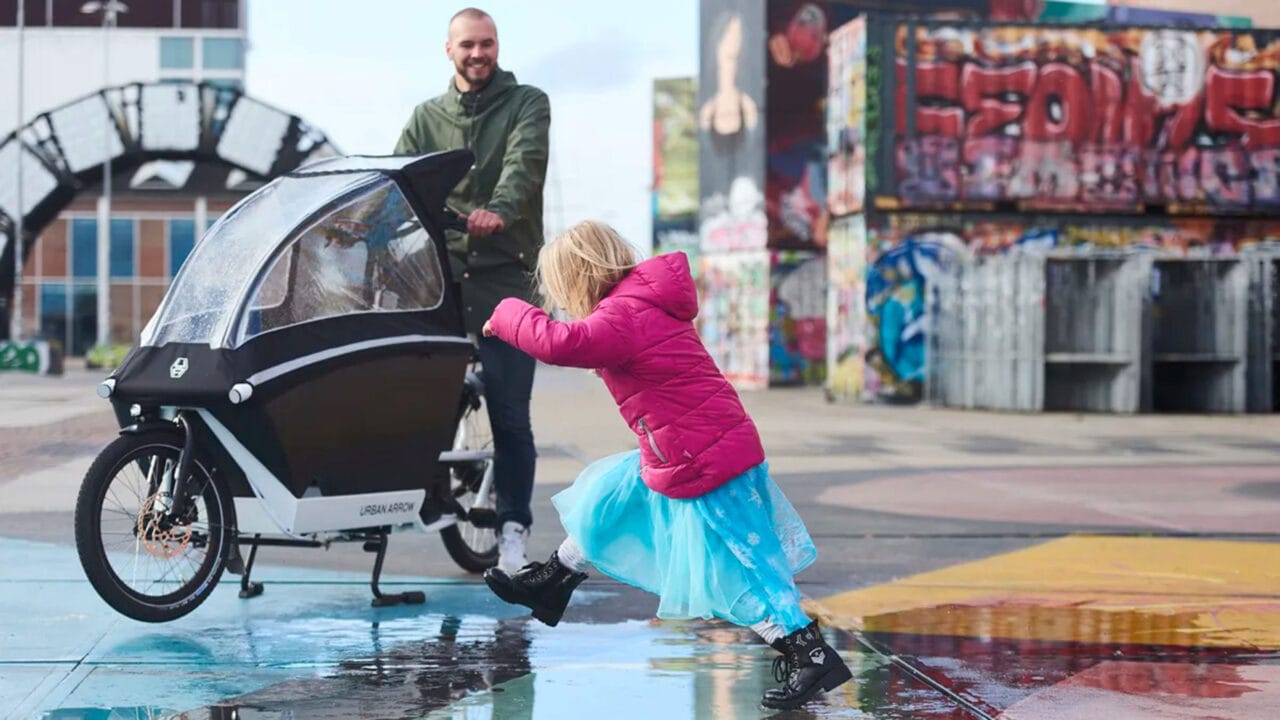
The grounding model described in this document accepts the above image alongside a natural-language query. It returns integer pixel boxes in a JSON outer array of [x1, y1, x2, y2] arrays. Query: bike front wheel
[[74, 428, 235, 622]]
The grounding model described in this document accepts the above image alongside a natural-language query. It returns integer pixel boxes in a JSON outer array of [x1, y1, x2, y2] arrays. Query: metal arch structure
[[0, 80, 342, 333]]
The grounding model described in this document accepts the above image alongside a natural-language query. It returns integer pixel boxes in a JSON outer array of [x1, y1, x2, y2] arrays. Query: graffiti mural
[[863, 212, 1280, 401], [770, 251, 827, 385], [765, 2, 860, 249], [700, 252, 770, 389], [866, 225, 965, 402], [700, 0, 768, 253], [826, 215, 867, 401], [886, 25, 1280, 213], [828, 17, 868, 217]]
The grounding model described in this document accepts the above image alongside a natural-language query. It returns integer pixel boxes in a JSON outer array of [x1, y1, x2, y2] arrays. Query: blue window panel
[[161, 37, 194, 69], [71, 284, 98, 356], [169, 219, 196, 277], [110, 219, 135, 278], [202, 38, 243, 70], [203, 78, 242, 92], [71, 219, 97, 279], [39, 283, 67, 317], [38, 283, 69, 348]]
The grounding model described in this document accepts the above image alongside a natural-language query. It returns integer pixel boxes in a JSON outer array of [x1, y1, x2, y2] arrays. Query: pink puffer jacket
[[487, 252, 766, 498]]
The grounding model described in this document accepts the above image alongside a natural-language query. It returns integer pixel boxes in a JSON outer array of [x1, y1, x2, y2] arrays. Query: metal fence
[[928, 249, 1276, 414]]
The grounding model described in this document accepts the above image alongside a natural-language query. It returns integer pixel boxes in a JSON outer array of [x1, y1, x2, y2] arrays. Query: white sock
[[751, 619, 786, 645], [555, 536, 589, 572]]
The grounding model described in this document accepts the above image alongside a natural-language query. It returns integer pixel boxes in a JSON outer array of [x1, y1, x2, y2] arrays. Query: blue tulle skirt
[[552, 450, 817, 632]]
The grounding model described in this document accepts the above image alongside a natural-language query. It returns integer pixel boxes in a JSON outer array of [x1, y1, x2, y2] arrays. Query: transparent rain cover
[[142, 171, 376, 347], [232, 176, 445, 346]]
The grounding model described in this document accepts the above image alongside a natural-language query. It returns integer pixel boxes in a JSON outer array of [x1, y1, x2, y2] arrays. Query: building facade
[[1, 0, 250, 355]]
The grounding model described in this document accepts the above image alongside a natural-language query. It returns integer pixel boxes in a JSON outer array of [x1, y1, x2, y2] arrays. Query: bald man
[[396, 7, 550, 573]]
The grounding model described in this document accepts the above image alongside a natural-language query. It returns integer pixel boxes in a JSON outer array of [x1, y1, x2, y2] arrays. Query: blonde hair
[[538, 220, 639, 319]]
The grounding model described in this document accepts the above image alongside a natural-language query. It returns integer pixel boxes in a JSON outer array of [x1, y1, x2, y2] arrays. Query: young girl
[[480, 220, 851, 710]]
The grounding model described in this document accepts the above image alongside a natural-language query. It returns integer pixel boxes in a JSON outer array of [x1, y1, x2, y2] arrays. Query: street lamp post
[[10, 0, 24, 342], [81, 1, 128, 349]]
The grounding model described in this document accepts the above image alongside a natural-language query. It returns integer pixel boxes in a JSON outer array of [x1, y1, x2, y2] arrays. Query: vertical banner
[[827, 16, 867, 216], [826, 214, 866, 401], [763, 1, 858, 249], [699, 0, 768, 254], [652, 77, 700, 269]]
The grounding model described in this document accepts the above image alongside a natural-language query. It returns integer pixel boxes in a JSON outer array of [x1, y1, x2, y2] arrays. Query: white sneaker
[[498, 522, 529, 574]]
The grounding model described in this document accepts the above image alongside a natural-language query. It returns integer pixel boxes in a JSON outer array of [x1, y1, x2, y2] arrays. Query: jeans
[[477, 335, 538, 529]]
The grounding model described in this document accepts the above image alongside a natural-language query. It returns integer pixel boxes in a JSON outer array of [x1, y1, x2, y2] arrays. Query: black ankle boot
[[483, 551, 587, 627], [761, 621, 853, 710]]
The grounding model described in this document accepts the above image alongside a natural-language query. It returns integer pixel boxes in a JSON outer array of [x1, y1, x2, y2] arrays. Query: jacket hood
[[609, 253, 699, 322], [445, 68, 518, 115]]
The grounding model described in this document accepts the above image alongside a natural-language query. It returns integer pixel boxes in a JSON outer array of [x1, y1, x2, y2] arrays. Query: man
[[395, 7, 549, 573]]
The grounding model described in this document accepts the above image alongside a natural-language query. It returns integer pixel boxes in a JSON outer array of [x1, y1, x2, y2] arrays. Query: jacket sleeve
[[489, 297, 635, 369], [485, 91, 550, 226]]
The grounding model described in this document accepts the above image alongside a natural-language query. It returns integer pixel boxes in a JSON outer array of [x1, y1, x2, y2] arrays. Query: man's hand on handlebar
[[466, 209, 505, 237]]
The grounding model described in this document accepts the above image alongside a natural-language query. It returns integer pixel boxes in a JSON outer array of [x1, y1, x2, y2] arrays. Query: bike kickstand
[[364, 530, 425, 607], [239, 534, 265, 599]]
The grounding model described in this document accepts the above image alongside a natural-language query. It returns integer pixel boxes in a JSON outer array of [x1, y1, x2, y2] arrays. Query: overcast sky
[[245, 1, 699, 251]]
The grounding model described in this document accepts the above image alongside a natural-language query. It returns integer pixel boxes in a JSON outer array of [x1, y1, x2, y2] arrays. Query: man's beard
[[457, 59, 494, 89]]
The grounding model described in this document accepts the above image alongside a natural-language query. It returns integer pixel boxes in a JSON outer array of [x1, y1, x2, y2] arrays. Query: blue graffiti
[[866, 234, 960, 392]]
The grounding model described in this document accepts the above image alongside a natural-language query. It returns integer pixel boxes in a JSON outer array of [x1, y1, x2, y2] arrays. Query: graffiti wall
[[828, 16, 868, 217], [765, 1, 861, 249], [700, 0, 768, 254], [770, 250, 827, 385], [859, 212, 1280, 401], [699, 252, 770, 389], [826, 215, 867, 401], [883, 24, 1280, 213]]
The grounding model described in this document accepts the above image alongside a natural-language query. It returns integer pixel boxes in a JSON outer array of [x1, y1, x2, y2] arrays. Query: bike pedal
[[467, 507, 498, 529]]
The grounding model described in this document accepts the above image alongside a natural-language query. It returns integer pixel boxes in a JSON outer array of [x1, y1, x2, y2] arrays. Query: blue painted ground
[[0, 538, 935, 720]]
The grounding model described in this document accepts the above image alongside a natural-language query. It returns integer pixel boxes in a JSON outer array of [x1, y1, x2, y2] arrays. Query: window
[[169, 219, 196, 277], [202, 37, 242, 70], [110, 219, 135, 278], [160, 37, 194, 69], [237, 177, 445, 344], [71, 219, 97, 278], [181, 0, 239, 29], [203, 77, 242, 92]]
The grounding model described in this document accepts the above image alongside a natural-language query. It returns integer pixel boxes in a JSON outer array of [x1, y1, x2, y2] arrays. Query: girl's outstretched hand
[[482, 319, 495, 337]]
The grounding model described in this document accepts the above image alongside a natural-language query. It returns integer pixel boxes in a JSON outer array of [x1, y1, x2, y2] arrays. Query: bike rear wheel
[[74, 429, 234, 622], [440, 380, 499, 573]]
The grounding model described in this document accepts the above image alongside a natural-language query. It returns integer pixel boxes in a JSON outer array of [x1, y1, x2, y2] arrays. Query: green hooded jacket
[[394, 68, 550, 334]]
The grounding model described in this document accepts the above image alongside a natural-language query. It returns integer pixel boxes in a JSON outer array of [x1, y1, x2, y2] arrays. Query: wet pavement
[[3, 366, 1280, 718]]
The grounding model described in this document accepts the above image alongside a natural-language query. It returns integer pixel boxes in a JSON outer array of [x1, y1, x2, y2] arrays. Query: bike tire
[[74, 429, 235, 622]]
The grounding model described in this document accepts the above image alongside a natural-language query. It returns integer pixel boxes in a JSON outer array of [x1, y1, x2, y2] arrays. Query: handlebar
[[440, 208, 469, 234]]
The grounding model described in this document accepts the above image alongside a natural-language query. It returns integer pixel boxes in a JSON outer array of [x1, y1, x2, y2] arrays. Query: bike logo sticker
[[170, 357, 189, 379]]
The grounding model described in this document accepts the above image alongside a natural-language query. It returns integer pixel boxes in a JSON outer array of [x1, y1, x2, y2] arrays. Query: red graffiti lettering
[[961, 62, 1037, 137], [1204, 66, 1280, 149], [1024, 63, 1092, 143]]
